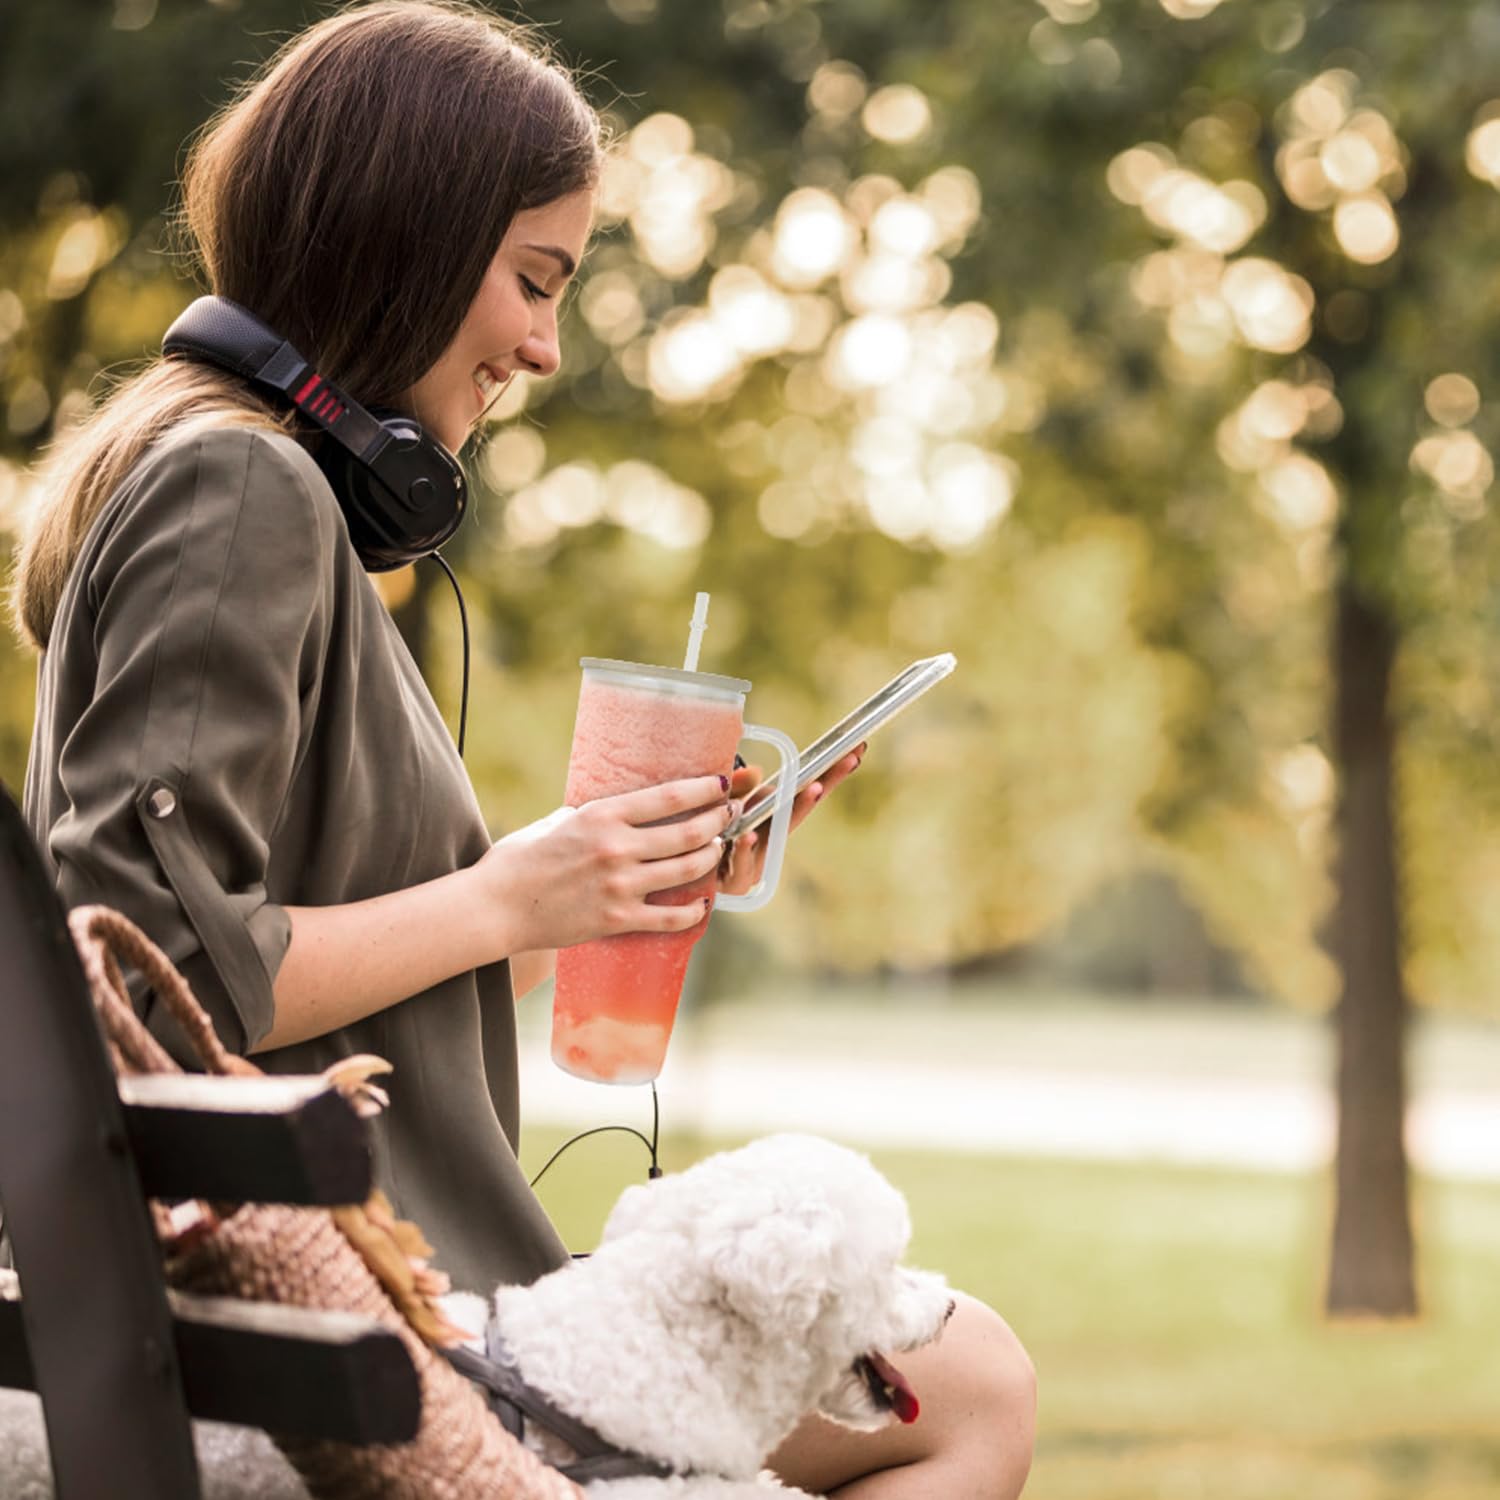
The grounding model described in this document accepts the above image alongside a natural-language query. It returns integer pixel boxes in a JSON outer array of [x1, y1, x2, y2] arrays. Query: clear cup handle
[[715, 724, 799, 914]]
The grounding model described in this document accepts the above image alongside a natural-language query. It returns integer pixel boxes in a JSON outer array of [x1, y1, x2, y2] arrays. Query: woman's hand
[[479, 774, 736, 954], [718, 742, 866, 897]]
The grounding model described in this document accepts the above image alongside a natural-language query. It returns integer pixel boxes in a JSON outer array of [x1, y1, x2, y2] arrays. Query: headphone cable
[[528, 1080, 663, 1189], [429, 550, 470, 758], [417, 558, 669, 1200], [421, 556, 663, 1191]]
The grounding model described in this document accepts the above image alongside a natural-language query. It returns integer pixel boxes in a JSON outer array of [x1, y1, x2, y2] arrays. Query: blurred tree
[[1075, 0, 1500, 1320]]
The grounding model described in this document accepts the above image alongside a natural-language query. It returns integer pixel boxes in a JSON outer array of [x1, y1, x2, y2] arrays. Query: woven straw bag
[[68, 903, 583, 1500]]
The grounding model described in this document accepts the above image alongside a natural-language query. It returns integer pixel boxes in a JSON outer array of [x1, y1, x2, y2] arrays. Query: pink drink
[[552, 660, 748, 1084]]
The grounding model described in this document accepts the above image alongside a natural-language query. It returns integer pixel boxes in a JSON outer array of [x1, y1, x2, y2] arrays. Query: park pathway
[[517, 1001, 1500, 1182]]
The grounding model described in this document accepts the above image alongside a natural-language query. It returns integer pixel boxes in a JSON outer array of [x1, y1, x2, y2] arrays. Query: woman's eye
[[520, 276, 553, 302]]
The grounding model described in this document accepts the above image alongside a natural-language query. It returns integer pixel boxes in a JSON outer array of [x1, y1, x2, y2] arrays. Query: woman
[[11, 4, 1033, 1495]]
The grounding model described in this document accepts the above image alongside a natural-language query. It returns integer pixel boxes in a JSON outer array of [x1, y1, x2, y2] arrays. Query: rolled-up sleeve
[[48, 427, 337, 1056]]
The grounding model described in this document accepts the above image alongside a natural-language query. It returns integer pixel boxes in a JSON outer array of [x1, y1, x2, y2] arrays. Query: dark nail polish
[[719, 773, 730, 793], [733, 753, 747, 770], [702, 896, 712, 910]]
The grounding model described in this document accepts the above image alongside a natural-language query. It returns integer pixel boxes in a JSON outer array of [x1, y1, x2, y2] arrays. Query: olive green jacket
[[24, 425, 567, 1292]]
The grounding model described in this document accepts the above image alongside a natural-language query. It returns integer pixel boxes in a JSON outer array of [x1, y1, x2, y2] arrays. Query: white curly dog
[[448, 1133, 955, 1497]]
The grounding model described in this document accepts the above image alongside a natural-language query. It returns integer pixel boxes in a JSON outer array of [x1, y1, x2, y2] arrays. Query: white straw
[[682, 591, 711, 672]]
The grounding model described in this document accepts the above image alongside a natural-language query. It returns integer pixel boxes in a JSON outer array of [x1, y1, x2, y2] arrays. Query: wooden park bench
[[0, 782, 420, 1499]]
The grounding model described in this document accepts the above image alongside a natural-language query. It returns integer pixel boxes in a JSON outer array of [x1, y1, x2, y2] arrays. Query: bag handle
[[67, 905, 255, 1080]]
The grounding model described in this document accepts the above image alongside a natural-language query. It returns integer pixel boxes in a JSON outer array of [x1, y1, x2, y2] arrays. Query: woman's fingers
[[638, 896, 715, 932], [604, 774, 730, 825], [729, 763, 765, 798], [560, 744, 872, 930], [635, 838, 728, 895], [821, 743, 866, 791], [596, 889, 713, 934], [719, 829, 760, 895], [718, 742, 870, 893], [634, 799, 738, 860]]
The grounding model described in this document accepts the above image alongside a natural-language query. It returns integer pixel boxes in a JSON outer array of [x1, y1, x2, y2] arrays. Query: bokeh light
[[918, 166, 983, 247], [1109, 143, 1268, 256], [6, 379, 50, 437], [1332, 192, 1399, 264], [1113, 135, 1329, 362], [1220, 259, 1314, 354], [1320, 130, 1382, 193], [807, 60, 867, 120], [503, 460, 711, 551], [1038, 0, 1100, 22], [44, 209, 125, 301], [593, 79, 1007, 558], [771, 188, 856, 288], [1424, 373, 1481, 428], [1271, 743, 1336, 855], [828, 313, 913, 389], [1287, 72, 1353, 139], [1411, 430, 1494, 512], [708, 266, 797, 356], [648, 311, 741, 402], [1218, 379, 1343, 474], [1272, 80, 1408, 273], [1273, 743, 1335, 815], [1173, 175, 1262, 253], [1106, 144, 1176, 207], [1464, 110, 1500, 185], [598, 113, 737, 280], [1259, 453, 1339, 532], [0, 290, 25, 343], [869, 195, 939, 258], [579, 270, 647, 347], [861, 84, 932, 145], [479, 427, 547, 492]]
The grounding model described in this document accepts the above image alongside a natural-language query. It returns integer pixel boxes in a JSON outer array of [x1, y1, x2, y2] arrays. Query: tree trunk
[[1325, 581, 1416, 1317]]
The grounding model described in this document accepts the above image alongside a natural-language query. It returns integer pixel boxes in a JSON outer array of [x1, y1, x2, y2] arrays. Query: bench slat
[[1, 1279, 420, 1444], [119, 1075, 372, 1206]]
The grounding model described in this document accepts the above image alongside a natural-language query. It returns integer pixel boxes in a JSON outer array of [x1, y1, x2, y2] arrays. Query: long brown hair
[[12, 0, 601, 649]]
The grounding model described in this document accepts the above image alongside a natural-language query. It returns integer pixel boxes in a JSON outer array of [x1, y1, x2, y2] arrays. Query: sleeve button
[[147, 788, 177, 819]]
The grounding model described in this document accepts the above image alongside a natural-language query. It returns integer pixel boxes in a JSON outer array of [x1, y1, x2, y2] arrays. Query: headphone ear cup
[[317, 418, 467, 571], [163, 297, 467, 571]]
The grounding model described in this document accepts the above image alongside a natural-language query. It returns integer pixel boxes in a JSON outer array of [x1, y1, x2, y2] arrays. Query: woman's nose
[[518, 309, 561, 377]]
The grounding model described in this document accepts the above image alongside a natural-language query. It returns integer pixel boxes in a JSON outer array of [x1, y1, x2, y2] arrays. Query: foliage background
[[7, 0, 1500, 1492], [6, 0, 1500, 1017]]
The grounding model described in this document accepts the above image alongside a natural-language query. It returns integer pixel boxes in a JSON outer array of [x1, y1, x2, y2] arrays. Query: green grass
[[519, 1129, 1500, 1500]]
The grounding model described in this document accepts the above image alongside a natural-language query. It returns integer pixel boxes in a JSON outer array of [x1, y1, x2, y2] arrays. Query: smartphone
[[722, 652, 957, 841]]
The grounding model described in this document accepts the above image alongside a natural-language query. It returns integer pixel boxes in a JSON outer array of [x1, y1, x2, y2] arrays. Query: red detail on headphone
[[293, 374, 345, 424]]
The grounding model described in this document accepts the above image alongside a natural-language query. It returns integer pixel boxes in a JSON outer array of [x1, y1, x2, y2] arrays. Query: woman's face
[[406, 187, 595, 452]]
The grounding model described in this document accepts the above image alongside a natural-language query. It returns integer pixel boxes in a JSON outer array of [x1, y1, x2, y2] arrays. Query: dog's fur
[[450, 1133, 954, 1497]]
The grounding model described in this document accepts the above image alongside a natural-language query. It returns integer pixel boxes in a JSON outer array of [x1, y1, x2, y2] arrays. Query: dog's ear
[[707, 1203, 836, 1336]]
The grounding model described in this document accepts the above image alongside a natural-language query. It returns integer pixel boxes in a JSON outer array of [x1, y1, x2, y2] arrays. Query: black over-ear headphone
[[161, 295, 467, 572]]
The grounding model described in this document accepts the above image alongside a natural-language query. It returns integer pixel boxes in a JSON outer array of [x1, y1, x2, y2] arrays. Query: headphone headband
[[162, 296, 466, 571]]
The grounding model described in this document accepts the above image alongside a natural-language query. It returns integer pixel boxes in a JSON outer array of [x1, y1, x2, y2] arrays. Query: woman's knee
[[948, 1294, 1037, 1492], [974, 1296, 1037, 1416]]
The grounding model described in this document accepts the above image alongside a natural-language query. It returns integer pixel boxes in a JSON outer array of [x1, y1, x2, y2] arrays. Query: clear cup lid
[[580, 657, 751, 700]]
